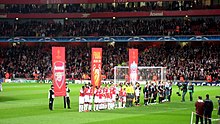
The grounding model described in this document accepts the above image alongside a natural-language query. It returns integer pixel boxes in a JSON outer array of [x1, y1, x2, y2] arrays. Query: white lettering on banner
[[0, 14, 7, 18], [82, 13, 90, 18], [150, 12, 163, 16], [54, 65, 64, 70]]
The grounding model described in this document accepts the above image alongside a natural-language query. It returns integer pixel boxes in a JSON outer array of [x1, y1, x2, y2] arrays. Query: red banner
[[129, 49, 138, 84], [91, 48, 102, 87], [52, 47, 66, 97]]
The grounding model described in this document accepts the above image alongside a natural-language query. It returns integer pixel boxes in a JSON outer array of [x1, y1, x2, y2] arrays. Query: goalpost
[[114, 66, 167, 84], [190, 111, 220, 124]]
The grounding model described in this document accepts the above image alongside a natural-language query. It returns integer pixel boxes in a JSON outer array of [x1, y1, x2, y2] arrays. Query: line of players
[[143, 81, 172, 105], [79, 81, 172, 112], [79, 83, 126, 112]]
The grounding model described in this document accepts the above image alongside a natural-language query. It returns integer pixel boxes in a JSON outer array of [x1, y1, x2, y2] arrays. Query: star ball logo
[[54, 61, 65, 89], [130, 61, 137, 82]]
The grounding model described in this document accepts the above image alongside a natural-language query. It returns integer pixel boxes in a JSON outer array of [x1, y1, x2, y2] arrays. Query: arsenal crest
[[53, 61, 65, 89]]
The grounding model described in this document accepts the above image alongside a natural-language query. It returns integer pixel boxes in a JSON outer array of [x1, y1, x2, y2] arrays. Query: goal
[[114, 66, 167, 84]]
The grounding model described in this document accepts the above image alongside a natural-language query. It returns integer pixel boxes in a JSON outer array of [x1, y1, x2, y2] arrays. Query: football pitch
[[0, 83, 219, 124]]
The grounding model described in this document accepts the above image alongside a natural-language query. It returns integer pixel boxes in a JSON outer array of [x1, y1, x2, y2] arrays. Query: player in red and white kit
[[79, 86, 85, 112], [118, 85, 123, 108], [98, 86, 104, 110], [103, 84, 108, 109], [121, 88, 127, 108], [84, 84, 90, 112], [106, 86, 111, 110], [88, 84, 93, 111], [110, 84, 116, 109], [93, 86, 100, 111]]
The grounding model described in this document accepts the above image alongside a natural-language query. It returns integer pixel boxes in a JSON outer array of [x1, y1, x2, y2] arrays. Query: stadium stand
[[0, 42, 219, 81], [0, 17, 220, 37], [2, 1, 220, 13]]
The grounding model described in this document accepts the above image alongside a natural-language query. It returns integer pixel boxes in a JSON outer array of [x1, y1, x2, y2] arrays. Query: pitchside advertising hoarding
[[91, 48, 102, 87], [129, 49, 138, 84], [52, 47, 66, 97]]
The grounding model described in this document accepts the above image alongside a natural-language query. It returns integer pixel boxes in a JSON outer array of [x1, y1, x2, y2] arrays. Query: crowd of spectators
[[2, 1, 220, 13], [0, 42, 220, 82], [0, 18, 220, 37]]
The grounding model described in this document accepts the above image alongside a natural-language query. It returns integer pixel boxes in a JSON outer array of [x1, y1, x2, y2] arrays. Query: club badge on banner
[[129, 49, 138, 84], [91, 48, 102, 87], [52, 47, 66, 97]]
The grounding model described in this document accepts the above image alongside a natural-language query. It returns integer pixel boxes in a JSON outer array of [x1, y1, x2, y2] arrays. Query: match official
[[48, 85, 55, 110]]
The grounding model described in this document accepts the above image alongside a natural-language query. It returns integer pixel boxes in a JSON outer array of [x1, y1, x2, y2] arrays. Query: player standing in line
[[48, 85, 55, 111], [106, 85, 111, 110], [109, 84, 116, 109], [112, 84, 117, 109], [118, 85, 123, 108], [158, 82, 164, 103], [79, 86, 85, 112], [103, 84, 108, 109], [115, 83, 120, 108], [93, 86, 100, 111], [143, 82, 149, 106], [84, 84, 90, 112], [99, 86, 104, 110], [122, 88, 127, 108], [167, 82, 172, 102], [135, 82, 141, 106], [88, 84, 93, 111]]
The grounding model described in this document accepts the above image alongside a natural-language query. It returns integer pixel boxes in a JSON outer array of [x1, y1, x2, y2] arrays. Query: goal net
[[114, 66, 167, 84]]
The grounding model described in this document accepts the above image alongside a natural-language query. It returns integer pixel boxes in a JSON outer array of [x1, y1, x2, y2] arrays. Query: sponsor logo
[[130, 61, 137, 83], [82, 13, 90, 18], [150, 11, 163, 16]]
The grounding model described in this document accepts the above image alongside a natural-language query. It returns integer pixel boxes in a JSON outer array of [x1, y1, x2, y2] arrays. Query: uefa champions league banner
[[129, 49, 138, 84], [52, 47, 66, 97], [91, 48, 102, 87]]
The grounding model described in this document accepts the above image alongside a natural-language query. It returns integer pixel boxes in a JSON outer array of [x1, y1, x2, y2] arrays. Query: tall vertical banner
[[91, 48, 102, 87], [129, 49, 138, 84], [52, 47, 66, 97]]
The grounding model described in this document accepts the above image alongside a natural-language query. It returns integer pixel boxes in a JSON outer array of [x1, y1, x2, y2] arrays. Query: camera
[[216, 96, 220, 98], [176, 92, 181, 96]]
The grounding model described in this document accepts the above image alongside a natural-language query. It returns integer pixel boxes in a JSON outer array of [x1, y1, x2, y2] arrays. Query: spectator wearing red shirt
[[195, 96, 205, 124]]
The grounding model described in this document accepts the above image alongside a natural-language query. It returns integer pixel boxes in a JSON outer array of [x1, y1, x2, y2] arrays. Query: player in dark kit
[[48, 85, 55, 110], [64, 84, 71, 109], [204, 94, 213, 124], [143, 82, 149, 106]]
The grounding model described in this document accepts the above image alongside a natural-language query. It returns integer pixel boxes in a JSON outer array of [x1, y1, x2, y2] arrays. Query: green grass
[[0, 83, 219, 124]]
